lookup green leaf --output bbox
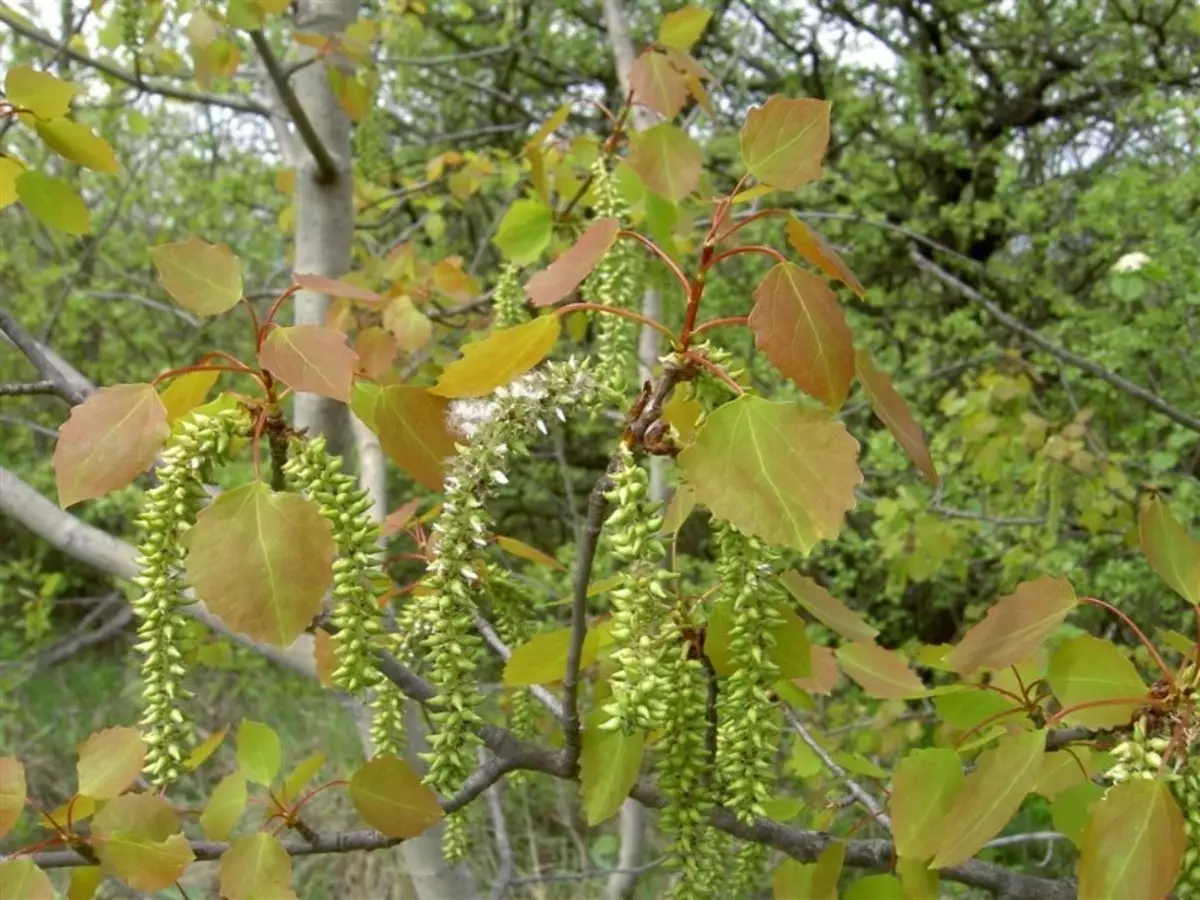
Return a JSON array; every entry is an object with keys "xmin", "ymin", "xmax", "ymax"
[
  {"xmin": 0, "ymin": 156, "xmax": 24, "ymax": 208},
  {"xmin": 854, "ymin": 350, "xmax": 938, "ymax": 485},
  {"xmin": 1047, "ymin": 635, "xmax": 1147, "ymax": 729},
  {"xmin": 349, "ymin": 754, "xmax": 444, "ymax": 838},
  {"xmin": 762, "ymin": 795, "xmax": 803, "ymax": 821},
  {"xmin": 219, "ymin": 833, "xmax": 297, "ymax": 900},
  {"xmin": 740, "ymin": 95, "xmax": 831, "ymax": 191},
  {"xmin": 53, "ymin": 383, "xmax": 170, "ymax": 508},
  {"xmin": 658, "ymin": 6, "xmax": 711, "ymax": 51},
  {"xmin": 889, "ymin": 748, "xmax": 964, "ymax": 860},
  {"xmin": 504, "ymin": 626, "xmax": 602, "ymax": 685},
  {"xmin": 5, "ymin": 65, "xmax": 78, "ymax": 118},
  {"xmin": 77, "ymin": 727, "xmax": 145, "ymax": 799},
  {"xmin": 629, "ymin": 51, "xmax": 689, "ymax": 120},
  {"xmin": 494, "ymin": 198, "xmax": 553, "ymax": 264},
  {"xmin": 259, "ymin": 325, "xmax": 358, "ymax": 402},
  {"xmin": 780, "ymin": 570, "xmax": 877, "ymax": 643},
  {"xmin": 351, "ymin": 381, "xmax": 380, "ymax": 431},
  {"xmin": 280, "ymin": 753, "xmax": 326, "ymax": 806},
  {"xmin": 236, "ymin": 719, "xmax": 282, "ymax": 786},
  {"xmin": 812, "ymin": 841, "xmax": 845, "ymax": 898},
  {"xmin": 496, "ymin": 535, "xmax": 564, "ymax": 570},
  {"xmin": 159, "ymin": 370, "xmax": 221, "ymax": 423},
  {"xmin": 789, "ymin": 738, "xmax": 822, "ymax": 778},
  {"xmin": 0, "ymin": 859, "xmax": 54, "ymax": 900},
  {"xmin": 16, "ymin": 170, "xmax": 91, "ymax": 233},
  {"xmin": 933, "ymin": 687, "xmax": 1018, "ymax": 731},
  {"xmin": 946, "ymin": 576, "xmax": 1077, "ymax": 675},
  {"xmin": 1139, "ymin": 495, "xmax": 1200, "ymax": 603},
  {"xmin": 91, "ymin": 793, "xmax": 194, "ymax": 892},
  {"xmin": 836, "ymin": 642, "xmax": 927, "ymax": 699},
  {"xmin": 628, "ymin": 123, "xmax": 702, "ymax": 203},
  {"xmin": 929, "ymin": 729, "xmax": 1046, "ymax": 868},
  {"xmin": 374, "ymin": 385, "xmax": 457, "ymax": 491},
  {"xmin": 200, "ymin": 771, "xmax": 247, "ymax": 840},
  {"xmin": 1051, "ymin": 780, "xmax": 1103, "ymax": 847},
  {"xmin": 1078, "ymin": 779, "xmax": 1185, "ymax": 900},
  {"xmin": 185, "ymin": 483, "xmax": 335, "ymax": 647},
  {"xmin": 785, "ymin": 215, "xmax": 865, "ymax": 296},
  {"xmin": 0, "ymin": 757, "xmax": 25, "ymax": 838},
  {"xmin": 845, "ymin": 874, "xmax": 903, "ymax": 900},
  {"xmin": 580, "ymin": 710, "xmax": 644, "ymax": 825},
  {"xmin": 895, "ymin": 858, "xmax": 939, "ymax": 900},
  {"xmin": 1035, "ymin": 748, "xmax": 1094, "ymax": 797},
  {"xmin": 832, "ymin": 751, "xmax": 887, "ymax": 779},
  {"xmin": 148, "ymin": 237, "xmax": 244, "ymax": 316},
  {"xmin": 679, "ymin": 396, "xmax": 862, "ymax": 553},
  {"xmin": 383, "ymin": 295, "xmax": 433, "ymax": 353},
  {"xmin": 524, "ymin": 218, "xmax": 620, "ymax": 308},
  {"xmin": 432, "ymin": 316, "xmax": 562, "ymax": 397},
  {"xmin": 67, "ymin": 866, "xmax": 104, "ymax": 900},
  {"xmin": 35, "ymin": 118, "xmax": 119, "ymax": 173},
  {"xmin": 660, "ymin": 483, "xmax": 696, "ymax": 535},
  {"xmin": 749, "ymin": 262, "xmax": 855, "ymax": 408},
  {"xmin": 773, "ymin": 859, "xmax": 819, "ymax": 899},
  {"xmin": 184, "ymin": 725, "xmax": 229, "ymax": 771}
]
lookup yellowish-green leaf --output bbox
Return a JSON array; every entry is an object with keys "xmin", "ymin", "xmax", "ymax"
[
  {"xmin": 762, "ymin": 795, "xmax": 803, "ymax": 821},
  {"xmin": 236, "ymin": 719, "xmax": 282, "ymax": 786},
  {"xmin": 740, "ymin": 95, "xmax": 831, "ymax": 191},
  {"xmin": 1051, "ymin": 780, "xmax": 1103, "ymax": 847},
  {"xmin": 432, "ymin": 316, "xmax": 561, "ymax": 398},
  {"xmin": 91, "ymin": 793, "xmax": 194, "ymax": 892},
  {"xmin": 0, "ymin": 859, "xmax": 54, "ymax": 900},
  {"xmin": 375, "ymin": 385, "xmax": 457, "ymax": 491},
  {"xmin": 259, "ymin": 325, "xmax": 357, "ymax": 402},
  {"xmin": 773, "ymin": 859, "xmax": 821, "ymax": 900},
  {"xmin": 67, "ymin": 866, "xmax": 104, "ymax": 900},
  {"xmin": 184, "ymin": 725, "xmax": 229, "ymax": 771},
  {"xmin": 658, "ymin": 6, "xmax": 711, "ymax": 51},
  {"xmin": 845, "ymin": 875, "xmax": 903, "ymax": 900},
  {"xmin": 836, "ymin": 642, "xmax": 927, "ymax": 699},
  {"xmin": 0, "ymin": 156, "xmax": 25, "ymax": 208},
  {"xmin": 280, "ymin": 753, "xmax": 326, "ymax": 806},
  {"xmin": 524, "ymin": 103, "xmax": 570, "ymax": 154},
  {"xmin": 946, "ymin": 576, "xmax": 1077, "ymax": 675},
  {"xmin": 77, "ymin": 727, "xmax": 145, "ymax": 799},
  {"xmin": 5, "ymin": 65, "xmax": 78, "ymax": 118},
  {"xmin": 707, "ymin": 598, "xmax": 812, "ymax": 679},
  {"xmin": 200, "ymin": 771, "xmax": 247, "ymax": 840},
  {"xmin": 1047, "ymin": 635, "xmax": 1147, "ymax": 729},
  {"xmin": 504, "ymin": 626, "xmax": 601, "ymax": 685},
  {"xmin": 780, "ymin": 570, "xmax": 877, "ymax": 643},
  {"xmin": 349, "ymin": 754, "xmax": 444, "ymax": 838},
  {"xmin": 159, "ymin": 370, "xmax": 221, "ymax": 423},
  {"xmin": 16, "ymin": 170, "xmax": 91, "ymax": 234},
  {"xmin": 494, "ymin": 198, "xmax": 553, "ymax": 265},
  {"xmin": 1078, "ymin": 778, "xmax": 1185, "ymax": 900},
  {"xmin": 896, "ymin": 857, "xmax": 939, "ymax": 899},
  {"xmin": 148, "ymin": 237, "xmax": 243, "ymax": 316},
  {"xmin": 660, "ymin": 483, "xmax": 696, "ymax": 536},
  {"xmin": 219, "ymin": 833, "xmax": 296, "ymax": 900},
  {"xmin": 0, "ymin": 757, "xmax": 25, "ymax": 838},
  {"xmin": 580, "ymin": 710, "xmax": 644, "ymax": 825},
  {"xmin": 786, "ymin": 214, "xmax": 865, "ymax": 296},
  {"xmin": 1139, "ymin": 495, "xmax": 1200, "ymax": 604},
  {"xmin": 185, "ymin": 483, "xmax": 335, "ymax": 647},
  {"xmin": 1035, "ymin": 748, "xmax": 1094, "ymax": 798},
  {"xmin": 628, "ymin": 123, "xmax": 702, "ymax": 203},
  {"xmin": 496, "ymin": 535, "xmax": 563, "ymax": 570},
  {"xmin": 35, "ymin": 118, "xmax": 119, "ymax": 173},
  {"xmin": 889, "ymin": 748, "xmax": 964, "ymax": 860}
]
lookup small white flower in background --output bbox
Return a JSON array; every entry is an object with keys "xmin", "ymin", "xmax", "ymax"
[{"xmin": 1112, "ymin": 251, "xmax": 1150, "ymax": 273}]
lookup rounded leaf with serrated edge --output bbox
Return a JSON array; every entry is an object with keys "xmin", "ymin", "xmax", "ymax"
[
  {"xmin": 349, "ymin": 755, "xmax": 443, "ymax": 838},
  {"xmin": 53, "ymin": 383, "xmax": 169, "ymax": 508},
  {"xmin": 945, "ymin": 576, "xmax": 1076, "ymax": 675},
  {"xmin": 259, "ymin": 325, "xmax": 358, "ymax": 402},
  {"xmin": 580, "ymin": 710, "xmax": 644, "ymax": 825},
  {"xmin": 679, "ymin": 396, "xmax": 861, "ymax": 553},
  {"xmin": 1139, "ymin": 495, "xmax": 1200, "ymax": 604},
  {"xmin": 148, "ymin": 237, "xmax": 243, "ymax": 316},
  {"xmin": 749, "ymin": 262, "xmax": 854, "ymax": 408},
  {"xmin": 35, "ymin": 119, "xmax": 119, "ymax": 173},
  {"xmin": 5, "ymin": 65, "xmax": 78, "ymax": 118},
  {"xmin": 855, "ymin": 349, "xmax": 938, "ymax": 485},
  {"xmin": 629, "ymin": 51, "xmax": 689, "ymax": 119},
  {"xmin": 740, "ymin": 95, "xmax": 831, "ymax": 191},
  {"xmin": 91, "ymin": 793, "xmax": 194, "ymax": 892},
  {"xmin": 17, "ymin": 170, "xmax": 91, "ymax": 234},
  {"xmin": 184, "ymin": 483, "xmax": 335, "ymax": 647},
  {"xmin": 524, "ymin": 219, "xmax": 620, "ymax": 308},
  {"xmin": 219, "ymin": 833, "xmax": 296, "ymax": 900},
  {"xmin": 779, "ymin": 570, "xmax": 877, "ymax": 643},
  {"xmin": 375, "ymin": 385, "xmax": 457, "ymax": 491},
  {"xmin": 1079, "ymin": 779, "xmax": 1185, "ymax": 900},
  {"xmin": 1047, "ymin": 635, "xmax": 1147, "ymax": 729},
  {"xmin": 0, "ymin": 859, "xmax": 54, "ymax": 900},
  {"xmin": 432, "ymin": 316, "xmax": 562, "ymax": 397},
  {"xmin": 889, "ymin": 748, "xmax": 964, "ymax": 860},
  {"xmin": 0, "ymin": 758, "xmax": 24, "ymax": 838},
  {"xmin": 836, "ymin": 642, "xmax": 927, "ymax": 699},
  {"xmin": 494, "ymin": 198, "xmax": 553, "ymax": 264},
  {"xmin": 236, "ymin": 719, "xmax": 282, "ymax": 786},
  {"xmin": 628, "ymin": 123, "xmax": 702, "ymax": 203},
  {"xmin": 929, "ymin": 729, "xmax": 1046, "ymax": 868},
  {"xmin": 200, "ymin": 771, "xmax": 246, "ymax": 840},
  {"xmin": 77, "ymin": 727, "xmax": 145, "ymax": 800}
]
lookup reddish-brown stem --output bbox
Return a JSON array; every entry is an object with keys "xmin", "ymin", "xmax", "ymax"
[
  {"xmin": 555, "ymin": 302, "xmax": 677, "ymax": 344},
  {"xmin": 974, "ymin": 681, "xmax": 1027, "ymax": 705},
  {"xmin": 65, "ymin": 794, "xmax": 78, "ymax": 836},
  {"xmin": 1082, "ymin": 596, "xmax": 1176, "ymax": 688},
  {"xmin": 198, "ymin": 350, "xmax": 255, "ymax": 372},
  {"xmin": 1045, "ymin": 696, "xmax": 1165, "ymax": 729},
  {"xmin": 686, "ymin": 352, "xmax": 744, "ymax": 396},
  {"xmin": 250, "ymin": 409, "xmax": 269, "ymax": 482},
  {"xmin": 715, "ymin": 208, "xmax": 789, "ymax": 245},
  {"xmin": 953, "ymin": 706, "xmax": 1031, "ymax": 750},
  {"xmin": 690, "ymin": 315, "xmax": 750, "ymax": 338},
  {"xmin": 151, "ymin": 364, "xmax": 255, "ymax": 388},
  {"xmin": 241, "ymin": 296, "xmax": 261, "ymax": 340},
  {"xmin": 588, "ymin": 98, "xmax": 617, "ymax": 124},
  {"xmin": 290, "ymin": 779, "xmax": 349, "ymax": 819},
  {"xmin": 705, "ymin": 172, "xmax": 752, "ymax": 245},
  {"xmin": 711, "ymin": 244, "xmax": 787, "ymax": 267},
  {"xmin": 9, "ymin": 834, "xmax": 67, "ymax": 858},
  {"xmin": 618, "ymin": 229, "xmax": 692, "ymax": 295},
  {"xmin": 264, "ymin": 285, "xmax": 302, "ymax": 331}
]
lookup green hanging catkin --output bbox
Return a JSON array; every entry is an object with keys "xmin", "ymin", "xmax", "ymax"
[
  {"xmin": 492, "ymin": 262, "xmax": 529, "ymax": 329},
  {"xmin": 132, "ymin": 409, "xmax": 247, "ymax": 786}
]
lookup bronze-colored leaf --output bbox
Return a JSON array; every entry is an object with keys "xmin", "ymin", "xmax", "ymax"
[
  {"xmin": 259, "ymin": 325, "xmax": 358, "ymax": 402},
  {"xmin": 524, "ymin": 219, "xmax": 620, "ymax": 308}
]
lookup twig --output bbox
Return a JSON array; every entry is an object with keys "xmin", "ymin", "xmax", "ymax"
[
  {"xmin": 474, "ymin": 616, "xmax": 566, "ymax": 720},
  {"xmin": 0, "ymin": 381, "xmax": 59, "ymax": 397},
  {"xmin": 786, "ymin": 711, "xmax": 891, "ymax": 830},
  {"xmin": 0, "ymin": 310, "xmax": 88, "ymax": 405},
  {"xmin": 485, "ymin": 763, "xmax": 515, "ymax": 900}
]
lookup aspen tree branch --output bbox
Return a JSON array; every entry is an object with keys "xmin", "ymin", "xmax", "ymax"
[{"xmin": 785, "ymin": 710, "xmax": 891, "ymax": 830}]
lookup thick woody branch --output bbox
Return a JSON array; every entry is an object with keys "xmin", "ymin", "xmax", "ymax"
[{"xmin": 0, "ymin": 310, "xmax": 88, "ymax": 405}]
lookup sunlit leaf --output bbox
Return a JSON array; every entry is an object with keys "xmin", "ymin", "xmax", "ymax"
[
  {"xmin": 740, "ymin": 95, "xmax": 831, "ymax": 191},
  {"xmin": 855, "ymin": 350, "xmax": 939, "ymax": 485},
  {"xmin": 185, "ymin": 483, "xmax": 335, "ymax": 647},
  {"xmin": 658, "ymin": 6, "xmax": 711, "ymax": 51},
  {"xmin": 780, "ymin": 570, "xmax": 877, "ymax": 643},
  {"xmin": 159, "ymin": 370, "xmax": 221, "ymax": 423},
  {"xmin": 496, "ymin": 535, "xmax": 563, "ymax": 570},
  {"xmin": 280, "ymin": 753, "xmax": 326, "ymax": 806},
  {"xmin": 523, "ymin": 103, "xmax": 570, "ymax": 154},
  {"xmin": 762, "ymin": 795, "xmax": 803, "ymax": 821},
  {"xmin": 836, "ymin": 642, "xmax": 927, "ymax": 699},
  {"xmin": 383, "ymin": 296, "xmax": 433, "ymax": 354},
  {"xmin": 328, "ymin": 68, "xmax": 370, "ymax": 122},
  {"xmin": 1079, "ymin": 779, "xmax": 1185, "ymax": 900},
  {"xmin": 811, "ymin": 842, "xmax": 845, "ymax": 898},
  {"xmin": 946, "ymin": 576, "xmax": 1077, "ymax": 675},
  {"xmin": 200, "ymin": 771, "xmax": 247, "ymax": 840},
  {"xmin": 433, "ymin": 259, "xmax": 480, "ymax": 301},
  {"xmin": 845, "ymin": 875, "xmax": 903, "ymax": 900},
  {"xmin": 629, "ymin": 50, "xmax": 689, "ymax": 119},
  {"xmin": 772, "ymin": 859, "xmax": 821, "ymax": 900},
  {"xmin": 896, "ymin": 858, "xmax": 939, "ymax": 900},
  {"xmin": 77, "ymin": 727, "xmax": 145, "ymax": 799},
  {"xmin": 184, "ymin": 725, "xmax": 229, "ymax": 771},
  {"xmin": 1035, "ymin": 748, "xmax": 1093, "ymax": 798},
  {"xmin": 259, "ymin": 325, "xmax": 358, "ymax": 402},
  {"xmin": 504, "ymin": 626, "xmax": 602, "ymax": 685},
  {"xmin": 293, "ymin": 273, "xmax": 382, "ymax": 304},
  {"xmin": 67, "ymin": 866, "xmax": 104, "ymax": 900},
  {"xmin": 354, "ymin": 327, "xmax": 398, "ymax": 379},
  {"xmin": 889, "ymin": 748, "xmax": 964, "ymax": 860},
  {"xmin": 1139, "ymin": 495, "xmax": 1200, "ymax": 604},
  {"xmin": 5, "ymin": 65, "xmax": 78, "ymax": 118},
  {"xmin": 0, "ymin": 757, "xmax": 24, "ymax": 838},
  {"xmin": 933, "ymin": 687, "xmax": 1018, "ymax": 732},
  {"xmin": 524, "ymin": 219, "xmax": 620, "ymax": 307},
  {"xmin": 349, "ymin": 754, "xmax": 444, "ymax": 838},
  {"xmin": 219, "ymin": 833, "xmax": 297, "ymax": 900},
  {"xmin": 793, "ymin": 645, "xmax": 840, "ymax": 695},
  {"xmin": 432, "ymin": 316, "xmax": 561, "ymax": 397},
  {"xmin": 1051, "ymin": 780, "xmax": 1103, "ymax": 847},
  {"xmin": 148, "ymin": 237, "xmax": 243, "ymax": 316},
  {"xmin": 580, "ymin": 710, "xmax": 644, "ymax": 825},
  {"xmin": 375, "ymin": 385, "xmax": 457, "ymax": 491},
  {"xmin": 929, "ymin": 729, "xmax": 1046, "ymax": 868},
  {"xmin": 53, "ymin": 383, "xmax": 169, "ymax": 508},
  {"xmin": 34, "ymin": 118, "xmax": 119, "ymax": 173},
  {"xmin": 786, "ymin": 214, "xmax": 864, "ymax": 296},
  {"xmin": 660, "ymin": 483, "xmax": 696, "ymax": 535},
  {"xmin": 91, "ymin": 793, "xmax": 194, "ymax": 892},
  {"xmin": 679, "ymin": 396, "xmax": 862, "ymax": 553},
  {"xmin": 628, "ymin": 123, "xmax": 702, "ymax": 203},
  {"xmin": 16, "ymin": 170, "xmax": 91, "ymax": 233},
  {"xmin": 0, "ymin": 156, "xmax": 24, "ymax": 208},
  {"xmin": 236, "ymin": 719, "xmax": 282, "ymax": 786},
  {"xmin": 1047, "ymin": 635, "xmax": 1147, "ymax": 729},
  {"xmin": 494, "ymin": 198, "xmax": 553, "ymax": 265},
  {"xmin": 0, "ymin": 859, "xmax": 53, "ymax": 900},
  {"xmin": 749, "ymin": 262, "xmax": 854, "ymax": 409}
]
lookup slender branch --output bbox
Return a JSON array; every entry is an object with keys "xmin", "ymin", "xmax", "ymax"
[
  {"xmin": 0, "ymin": 309, "xmax": 88, "ymax": 405},
  {"xmin": 474, "ymin": 616, "xmax": 566, "ymax": 721},
  {"xmin": 710, "ymin": 244, "xmax": 788, "ymax": 266},
  {"xmin": 248, "ymin": 30, "xmax": 339, "ymax": 184},
  {"xmin": 485, "ymin": 766, "xmax": 515, "ymax": 900},
  {"xmin": 0, "ymin": 380, "xmax": 59, "ymax": 397},
  {"xmin": 786, "ymin": 711, "xmax": 891, "ymax": 830}
]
